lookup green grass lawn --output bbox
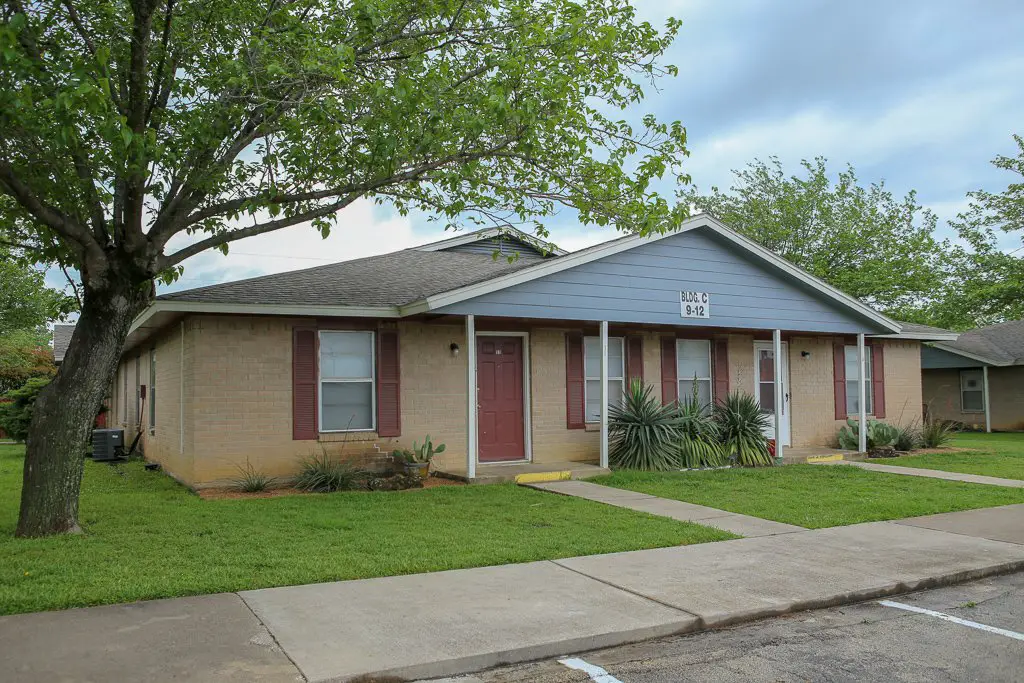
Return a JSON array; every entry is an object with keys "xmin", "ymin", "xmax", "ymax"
[
  {"xmin": 866, "ymin": 432, "xmax": 1024, "ymax": 480},
  {"xmin": 0, "ymin": 445, "xmax": 733, "ymax": 615},
  {"xmin": 592, "ymin": 464, "xmax": 1024, "ymax": 529}
]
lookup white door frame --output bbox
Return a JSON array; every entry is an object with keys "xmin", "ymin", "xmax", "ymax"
[
  {"xmin": 475, "ymin": 331, "xmax": 532, "ymax": 464},
  {"xmin": 753, "ymin": 340, "xmax": 792, "ymax": 446}
]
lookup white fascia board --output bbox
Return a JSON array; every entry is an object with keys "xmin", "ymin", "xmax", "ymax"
[
  {"xmin": 412, "ymin": 213, "xmax": 901, "ymax": 334},
  {"xmin": 129, "ymin": 300, "xmax": 398, "ymax": 334},
  {"xmin": 870, "ymin": 331, "xmax": 960, "ymax": 341},
  {"xmin": 927, "ymin": 342, "xmax": 1011, "ymax": 367}
]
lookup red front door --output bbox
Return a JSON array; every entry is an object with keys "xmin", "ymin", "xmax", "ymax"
[{"xmin": 477, "ymin": 336, "xmax": 526, "ymax": 462}]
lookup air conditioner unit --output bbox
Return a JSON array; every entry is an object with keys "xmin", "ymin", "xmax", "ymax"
[{"xmin": 91, "ymin": 428, "xmax": 125, "ymax": 462}]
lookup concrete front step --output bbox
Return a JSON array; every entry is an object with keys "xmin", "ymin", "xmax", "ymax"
[
  {"xmin": 435, "ymin": 461, "xmax": 610, "ymax": 484},
  {"xmin": 780, "ymin": 447, "xmax": 865, "ymax": 465}
]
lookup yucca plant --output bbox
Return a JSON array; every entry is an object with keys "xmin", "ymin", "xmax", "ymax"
[
  {"xmin": 230, "ymin": 460, "xmax": 276, "ymax": 493},
  {"xmin": 894, "ymin": 422, "xmax": 922, "ymax": 451},
  {"xmin": 294, "ymin": 449, "xmax": 363, "ymax": 492},
  {"xmin": 674, "ymin": 382, "xmax": 726, "ymax": 468},
  {"xmin": 920, "ymin": 418, "xmax": 955, "ymax": 448},
  {"xmin": 713, "ymin": 391, "xmax": 774, "ymax": 467},
  {"xmin": 608, "ymin": 379, "xmax": 683, "ymax": 471}
]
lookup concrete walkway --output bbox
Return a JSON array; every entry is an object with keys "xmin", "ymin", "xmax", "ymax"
[
  {"xmin": 526, "ymin": 479, "xmax": 803, "ymax": 537},
  {"xmin": 825, "ymin": 459, "xmax": 1024, "ymax": 488},
  {"xmin": 3, "ymin": 507, "xmax": 1023, "ymax": 683}
]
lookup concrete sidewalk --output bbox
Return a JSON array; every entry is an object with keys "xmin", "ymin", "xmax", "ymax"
[
  {"xmin": 824, "ymin": 459, "xmax": 1024, "ymax": 488},
  {"xmin": 525, "ymin": 479, "xmax": 803, "ymax": 537},
  {"xmin": 4, "ymin": 506, "xmax": 1022, "ymax": 683}
]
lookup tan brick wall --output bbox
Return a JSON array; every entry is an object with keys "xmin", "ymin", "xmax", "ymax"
[
  {"xmin": 881, "ymin": 340, "xmax": 924, "ymax": 426},
  {"xmin": 727, "ymin": 334, "xmax": 756, "ymax": 398},
  {"xmin": 139, "ymin": 322, "xmax": 192, "ymax": 483},
  {"xmin": 924, "ymin": 365, "xmax": 1024, "ymax": 431},
  {"xmin": 789, "ymin": 335, "xmax": 837, "ymax": 447},
  {"xmin": 530, "ymin": 328, "xmax": 598, "ymax": 463}
]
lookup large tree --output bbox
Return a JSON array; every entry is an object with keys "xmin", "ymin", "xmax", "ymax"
[
  {"xmin": 682, "ymin": 157, "xmax": 945, "ymax": 312},
  {"xmin": 901, "ymin": 135, "xmax": 1024, "ymax": 330},
  {"xmin": 0, "ymin": 0, "xmax": 687, "ymax": 535}
]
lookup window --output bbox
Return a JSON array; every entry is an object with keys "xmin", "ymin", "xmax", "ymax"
[
  {"xmin": 677, "ymin": 340, "xmax": 712, "ymax": 407},
  {"xmin": 319, "ymin": 331, "xmax": 375, "ymax": 431},
  {"xmin": 584, "ymin": 336, "xmax": 624, "ymax": 422},
  {"xmin": 960, "ymin": 369, "xmax": 985, "ymax": 413},
  {"xmin": 844, "ymin": 345, "xmax": 873, "ymax": 415},
  {"xmin": 148, "ymin": 349, "xmax": 156, "ymax": 429}
]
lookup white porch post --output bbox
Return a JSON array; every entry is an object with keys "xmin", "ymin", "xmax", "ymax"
[
  {"xmin": 983, "ymin": 365, "xmax": 992, "ymax": 433},
  {"xmin": 772, "ymin": 329, "xmax": 784, "ymax": 461},
  {"xmin": 599, "ymin": 320, "xmax": 609, "ymax": 468},
  {"xmin": 857, "ymin": 333, "xmax": 867, "ymax": 452},
  {"xmin": 466, "ymin": 314, "xmax": 477, "ymax": 479}
]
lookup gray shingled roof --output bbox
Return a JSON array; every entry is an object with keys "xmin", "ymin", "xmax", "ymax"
[
  {"xmin": 896, "ymin": 321, "xmax": 955, "ymax": 336},
  {"xmin": 158, "ymin": 249, "xmax": 537, "ymax": 307},
  {"xmin": 940, "ymin": 319, "xmax": 1024, "ymax": 365},
  {"xmin": 52, "ymin": 323, "xmax": 75, "ymax": 363}
]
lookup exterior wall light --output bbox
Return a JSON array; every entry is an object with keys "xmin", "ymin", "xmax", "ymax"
[
  {"xmin": 450, "ymin": 342, "xmax": 460, "ymax": 357},
  {"xmin": 801, "ymin": 351, "xmax": 811, "ymax": 358}
]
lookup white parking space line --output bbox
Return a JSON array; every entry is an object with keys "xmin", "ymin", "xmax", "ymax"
[
  {"xmin": 879, "ymin": 600, "xmax": 1024, "ymax": 641},
  {"xmin": 558, "ymin": 657, "xmax": 624, "ymax": 683}
]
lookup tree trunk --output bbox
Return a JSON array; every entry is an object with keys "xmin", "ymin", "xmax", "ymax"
[{"xmin": 16, "ymin": 276, "xmax": 149, "ymax": 537}]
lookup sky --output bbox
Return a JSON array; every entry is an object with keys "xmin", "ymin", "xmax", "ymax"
[{"xmin": 53, "ymin": 0, "xmax": 1024, "ymax": 296}]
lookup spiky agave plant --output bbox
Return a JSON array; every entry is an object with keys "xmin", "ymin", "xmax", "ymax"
[
  {"xmin": 674, "ymin": 380, "xmax": 726, "ymax": 468},
  {"xmin": 608, "ymin": 379, "xmax": 683, "ymax": 470},
  {"xmin": 713, "ymin": 391, "xmax": 774, "ymax": 467}
]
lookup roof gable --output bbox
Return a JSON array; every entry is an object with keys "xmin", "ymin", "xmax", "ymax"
[{"xmin": 431, "ymin": 224, "xmax": 894, "ymax": 334}]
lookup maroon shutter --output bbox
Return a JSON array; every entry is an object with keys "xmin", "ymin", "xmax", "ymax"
[
  {"xmin": 626, "ymin": 335, "xmax": 644, "ymax": 387},
  {"xmin": 712, "ymin": 338, "xmax": 729, "ymax": 405},
  {"xmin": 376, "ymin": 328, "xmax": 401, "ymax": 436},
  {"xmin": 292, "ymin": 327, "xmax": 318, "ymax": 440},
  {"xmin": 871, "ymin": 344, "xmax": 885, "ymax": 418},
  {"xmin": 660, "ymin": 337, "xmax": 677, "ymax": 404},
  {"xmin": 565, "ymin": 333, "xmax": 585, "ymax": 429},
  {"xmin": 833, "ymin": 340, "xmax": 847, "ymax": 419}
]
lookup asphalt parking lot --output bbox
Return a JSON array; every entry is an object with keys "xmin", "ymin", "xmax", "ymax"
[{"xmin": 438, "ymin": 572, "xmax": 1024, "ymax": 683}]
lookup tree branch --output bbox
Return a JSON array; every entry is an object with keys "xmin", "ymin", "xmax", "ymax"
[
  {"xmin": 159, "ymin": 194, "xmax": 360, "ymax": 268},
  {"xmin": 0, "ymin": 161, "xmax": 97, "ymax": 251}
]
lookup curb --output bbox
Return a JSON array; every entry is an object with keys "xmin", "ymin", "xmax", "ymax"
[{"xmin": 318, "ymin": 559, "xmax": 1024, "ymax": 682}]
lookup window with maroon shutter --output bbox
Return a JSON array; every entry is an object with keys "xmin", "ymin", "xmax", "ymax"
[
  {"xmin": 292, "ymin": 327, "xmax": 318, "ymax": 440},
  {"xmin": 565, "ymin": 333, "xmax": 585, "ymax": 429},
  {"xmin": 833, "ymin": 340, "xmax": 847, "ymax": 419},
  {"xmin": 626, "ymin": 336, "xmax": 644, "ymax": 387},
  {"xmin": 871, "ymin": 344, "xmax": 885, "ymax": 418},
  {"xmin": 712, "ymin": 338, "xmax": 729, "ymax": 405},
  {"xmin": 660, "ymin": 337, "xmax": 677, "ymax": 404},
  {"xmin": 377, "ymin": 329, "xmax": 401, "ymax": 436}
]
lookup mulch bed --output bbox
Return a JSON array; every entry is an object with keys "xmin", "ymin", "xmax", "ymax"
[{"xmin": 197, "ymin": 475, "xmax": 464, "ymax": 500}]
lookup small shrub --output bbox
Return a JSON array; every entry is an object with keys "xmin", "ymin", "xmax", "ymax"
[
  {"xmin": 674, "ymin": 386, "xmax": 726, "ymax": 468},
  {"xmin": 231, "ymin": 460, "xmax": 276, "ymax": 493},
  {"xmin": 920, "ymin": 419, "xmax": 955, "ymax": 448},
  {"xmin": 609, "ymin": 379, "xmax": 683, "ymax": 471},
  {"xmin": 294, "ymin": 449, "xmax": 363, "ymax": 492},
  {"xmin": 713, "ymin": 391, "xmax": 773, "ymax": 467},
  {"xmin": 0, "ymin": 377, "xmax": 50, "ymax": 443},
  {"xmin": 894, "ymin": 423, "xmax": 922, "ymax": 452}
]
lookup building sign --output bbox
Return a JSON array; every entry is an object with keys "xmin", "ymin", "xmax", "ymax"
[{"xmin": 680, "ymin": 291, "xmax": 710, "ymax": 319}]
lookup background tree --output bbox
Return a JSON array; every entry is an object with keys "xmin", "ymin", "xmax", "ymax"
[
  {"xmin": 0, "ymin": 0, "xmax": 688, "ymax": 535},
  {"xmin": 0, "ymin": 327, "xmax": 57, "ymax": 394},
  {"xmin": 899, "ymin": 135, "xmax": 1024, "ymax": 330},
  {"xmin": 682, "ymin": 158, "xmax": 945, "ymax": 312},
  {"xmin": 0, "ymin": 251, "xmax": 76, "ymax": 335}
]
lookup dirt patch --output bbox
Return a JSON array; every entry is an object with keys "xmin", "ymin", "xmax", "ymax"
[{"xmin": 413, "ymin": 476, "xmax": 465, "ymax": 490}]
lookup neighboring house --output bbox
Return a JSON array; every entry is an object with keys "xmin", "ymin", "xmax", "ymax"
[
  {"xmin": 109, "ymin": 215, "xmax": 950, "ymax": 488},
  {"xmin": 52, "ymin": 323, "xmax": 75, "ymax": 365},
  {"xmin": 922, "ymin": 319, "xmax": 1024, "ymax": 432}
]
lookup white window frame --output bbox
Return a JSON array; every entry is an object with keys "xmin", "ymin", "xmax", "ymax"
[
  {"xmin": 676, "ymin": 339, "xmax": 713, "ymax": 406},
  {"xmin": 318, "ymin": 330, "xmax": 376, "ymax": 433},
  {"xmin": 959, "ymin": 369, "xmax": 985, "ymax": 413},
  {"xmin": 584, "ymin": 335, "xmax": 625, "ymax": 424},
  {"xmin": 844, "ymin": 345, "xmax": 873, "ymax": 416}
]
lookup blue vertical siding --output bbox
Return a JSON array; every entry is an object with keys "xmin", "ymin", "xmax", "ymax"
[{"xmin": 435, "ymin": 227, "xmax": 889, "ymax": 334}]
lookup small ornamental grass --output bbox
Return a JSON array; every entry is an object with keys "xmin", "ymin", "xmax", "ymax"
[
  {"xmin": 294, "ymin": 450, "xmax": 363, "ymax": 493},
  {"xmin": 920, "ymin": 418, "xmax": 956, "ymax": 448},
  {"xmin": 230, "ymin": 460, "xmax": 276, "ymax": 493},
  {"xmin": 713, "ymin": 391, "xmax": 773, "ymax": 467}
]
